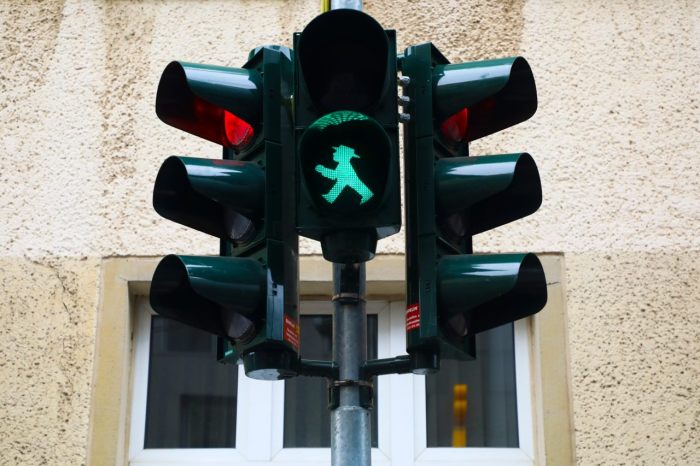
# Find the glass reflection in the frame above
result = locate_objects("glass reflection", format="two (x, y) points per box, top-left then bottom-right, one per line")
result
(426, 323), (518, 447)
(145, 316), (238, 448)
(284, 314), (378, 447)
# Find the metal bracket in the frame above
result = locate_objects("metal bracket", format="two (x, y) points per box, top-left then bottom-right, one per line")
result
(332, 379), (374, 389)
(298, 358), (339, 379)
(332, 292), (365, 303)
(328, 379), (374, 410)
(361, 351), (440, 378)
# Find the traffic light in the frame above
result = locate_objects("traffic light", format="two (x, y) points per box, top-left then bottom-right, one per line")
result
(149, 46), (301, 380)
(294, 9), (400, 263)
(401, 43), (547, 371)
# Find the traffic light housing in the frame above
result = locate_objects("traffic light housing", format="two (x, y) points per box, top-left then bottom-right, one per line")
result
(150, 46), (301, 380)
(401, 43), (547, 371)
(294, 9), (401, 263)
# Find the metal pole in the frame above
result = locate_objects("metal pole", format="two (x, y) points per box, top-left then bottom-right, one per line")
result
(327, 2), (366, 464)
(331, 262), (370, 466)
(330, 0), (363, 10)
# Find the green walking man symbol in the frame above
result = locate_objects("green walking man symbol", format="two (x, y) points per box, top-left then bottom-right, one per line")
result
(315, 145), (374, 205)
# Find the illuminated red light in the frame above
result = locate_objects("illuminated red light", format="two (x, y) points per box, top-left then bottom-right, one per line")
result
(223, 109), (255, 149)
(184, 96), (254, 151)
(439, 97), (498, 144)
(440, 107), (468, 143)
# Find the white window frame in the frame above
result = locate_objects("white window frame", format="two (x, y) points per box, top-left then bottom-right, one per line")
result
(268, 300), (392, 466)
(413, 321), (534, 465)
(380, 302), (535, 466)
(128, 298), (392, 466)
(93, 254), (572, 465)
(129, 297), (534, 466)
(129, 297), (245, 465)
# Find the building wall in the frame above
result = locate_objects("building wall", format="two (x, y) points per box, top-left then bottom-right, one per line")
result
(1, 0), (698, 464)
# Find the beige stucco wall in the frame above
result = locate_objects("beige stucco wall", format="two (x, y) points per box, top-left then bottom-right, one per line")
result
(1, 0), (698, 464)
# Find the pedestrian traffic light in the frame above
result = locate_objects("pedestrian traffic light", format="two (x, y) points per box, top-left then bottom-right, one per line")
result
(149, 46), (301, 380)
(294, 9), (400, 263)
(401, 43), (547, 371)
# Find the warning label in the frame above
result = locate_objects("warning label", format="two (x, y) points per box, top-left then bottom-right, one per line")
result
(406, 304), (420, 331)
(283, 314), (300, 351)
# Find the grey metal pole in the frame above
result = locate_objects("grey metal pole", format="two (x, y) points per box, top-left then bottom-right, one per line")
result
(327, 2), (367, 464)
(331, 262), (370, 466)
(330, 0), (363, 10)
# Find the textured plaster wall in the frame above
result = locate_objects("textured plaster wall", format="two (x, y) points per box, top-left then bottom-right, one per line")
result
(517, 1), (700, 463)
(0, 0), (698, 464)
(0, 258), (100, 465)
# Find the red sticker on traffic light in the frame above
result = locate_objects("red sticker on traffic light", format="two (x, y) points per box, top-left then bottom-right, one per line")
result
(406, 304), (420, 331)
(211, 159), (247, 166)
(284, 314), (300, 351)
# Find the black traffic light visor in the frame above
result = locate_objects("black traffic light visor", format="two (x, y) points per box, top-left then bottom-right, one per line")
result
(298, 9), (389, 112)
(150, 255), (266, 340)
(438, 253), (547, 337)
(434, 57), (537, 142)
(436, 152), (542, 237)
(153, 156), (264, 242)
(155, 61), (262, 149)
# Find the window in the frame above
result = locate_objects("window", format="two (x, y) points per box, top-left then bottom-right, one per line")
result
(425, 324), (519, 449)
(381, 302), (536, 466)
(92, 255), (572, 465)
(127, 298), (390, 465)
(129, 297), (246, 464)
(283, 314), (379, 448)
(144, 316), (237, 449)
(128, 298), (534, 466)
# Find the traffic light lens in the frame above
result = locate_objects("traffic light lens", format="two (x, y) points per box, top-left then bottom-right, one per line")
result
(223, 107), (255, 149)
(156, 61), (258, 151)
(439, 97), (500, 144)
(318, 145), (375, 206)
(440, 108), (468, 143)
(189, 95), (254, 150)
(433, 57), (536, 142)
(298, 111), (390, 213)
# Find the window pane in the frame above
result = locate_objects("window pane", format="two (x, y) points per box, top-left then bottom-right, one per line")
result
(284, 314), (378, 447)
(426, 323), (518, 448)
(144, 316), (238, 448)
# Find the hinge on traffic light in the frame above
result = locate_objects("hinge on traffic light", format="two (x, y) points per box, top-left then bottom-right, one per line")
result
(398, 75), (411, 123)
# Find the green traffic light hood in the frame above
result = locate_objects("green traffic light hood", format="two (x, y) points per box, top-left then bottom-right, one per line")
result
(155, 61), (262, 147)
(433, 57), (537, 141)
(150, 255), (267, 341)
(297, 9), (389, 113)
(436, 153), (542, 235)
(438, 253), (547, 337)
(153, 156), (265, 242)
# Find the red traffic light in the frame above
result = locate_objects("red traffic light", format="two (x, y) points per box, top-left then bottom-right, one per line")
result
(434, 57), (536, 144)
(156, 61), (260, 151)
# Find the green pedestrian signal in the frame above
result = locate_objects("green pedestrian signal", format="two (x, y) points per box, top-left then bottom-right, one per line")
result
(316, 145), (374, 205)
(295, 10), (400, 263)
(299, 110), (390, 218)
